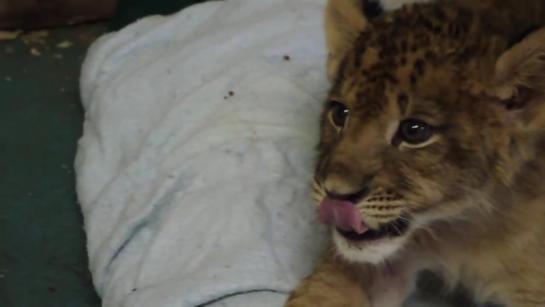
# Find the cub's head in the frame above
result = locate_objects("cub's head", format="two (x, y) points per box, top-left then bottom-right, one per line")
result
(315, 0), (545, 263)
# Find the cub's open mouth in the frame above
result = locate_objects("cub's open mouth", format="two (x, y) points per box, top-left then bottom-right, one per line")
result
(336, 217), (410, 242)
(319, 197), (411, 242)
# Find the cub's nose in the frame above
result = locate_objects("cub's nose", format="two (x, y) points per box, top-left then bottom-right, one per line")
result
(324, 173), (372, 203)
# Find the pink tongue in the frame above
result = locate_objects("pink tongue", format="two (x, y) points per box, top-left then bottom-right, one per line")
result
(319, 198), (368, 234)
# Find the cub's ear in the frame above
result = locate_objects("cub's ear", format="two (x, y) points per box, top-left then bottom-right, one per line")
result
(493, 27), (545, 131)
(325, 0), (370, 80)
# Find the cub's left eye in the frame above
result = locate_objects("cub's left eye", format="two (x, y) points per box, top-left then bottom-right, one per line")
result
(397, 119), (433, 144)
(328, 101), (349, 129)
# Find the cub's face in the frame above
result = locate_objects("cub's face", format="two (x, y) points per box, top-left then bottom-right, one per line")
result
(316, 0), (545, 263)
(316, 57), (504, 263)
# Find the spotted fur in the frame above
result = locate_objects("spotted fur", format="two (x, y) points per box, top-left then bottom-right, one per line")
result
(288, 0), (545, 306)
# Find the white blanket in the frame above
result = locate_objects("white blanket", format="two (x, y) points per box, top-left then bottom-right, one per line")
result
(76, 0), (447, 306)
(77, 0), (328, 306)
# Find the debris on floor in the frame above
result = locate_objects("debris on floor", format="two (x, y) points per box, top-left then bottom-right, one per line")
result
(21, 30), (49, 45)
(0, 30), (22, 40)
(56, 40), (73, 49)
(30, 47), (41, 56)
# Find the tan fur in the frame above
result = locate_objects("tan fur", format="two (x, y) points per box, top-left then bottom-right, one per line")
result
(287, 1), (545, 306)
(325, 0), (368, 79)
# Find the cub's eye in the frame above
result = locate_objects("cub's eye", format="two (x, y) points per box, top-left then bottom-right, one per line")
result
(397, 119), (433, 144)
(328, 101), (349, 129)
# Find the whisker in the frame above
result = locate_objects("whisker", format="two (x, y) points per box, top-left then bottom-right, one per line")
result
(421, 226), (441, 243)
(310, 177), (327, 204)
(397, 215), (412, 224)
(391, 222), (404, 236)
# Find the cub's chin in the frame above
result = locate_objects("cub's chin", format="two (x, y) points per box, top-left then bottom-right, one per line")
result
(331, 218), (412, 264)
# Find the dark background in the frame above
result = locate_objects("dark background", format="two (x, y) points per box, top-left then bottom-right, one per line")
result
(0, 0), (203, 306)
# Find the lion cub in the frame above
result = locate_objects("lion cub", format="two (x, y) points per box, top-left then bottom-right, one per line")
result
(286, 0), (545, 306)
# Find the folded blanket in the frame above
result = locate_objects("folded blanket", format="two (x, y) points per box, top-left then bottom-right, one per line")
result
(77, 0), (329, 306)
(76, 0), (449, 306)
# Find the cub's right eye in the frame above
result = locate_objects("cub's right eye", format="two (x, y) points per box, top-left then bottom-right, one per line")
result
(328, 101), (349, 130)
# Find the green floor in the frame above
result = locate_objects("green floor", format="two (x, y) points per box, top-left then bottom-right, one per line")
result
(0, 1), (203, 306)
(0, 24), (106, 307)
